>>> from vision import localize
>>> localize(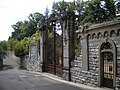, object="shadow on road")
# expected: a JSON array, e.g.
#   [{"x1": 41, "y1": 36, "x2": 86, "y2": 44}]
[
  {"x1": 0, "y1": 64, "x2": 14, "y2": 71},
  {"x1": 19, "y1": 66, "x2": 27, "y2": 70}
]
